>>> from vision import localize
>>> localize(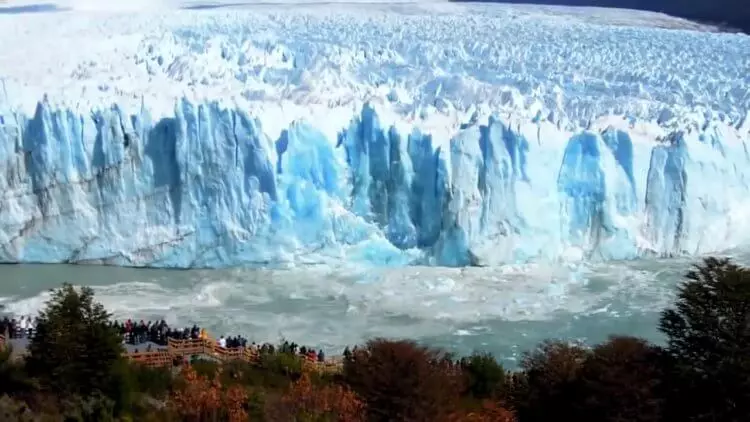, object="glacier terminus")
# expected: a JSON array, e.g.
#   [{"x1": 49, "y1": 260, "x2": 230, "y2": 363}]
[{"x1": 0, "y1": 3, "x2": 749, "y2": 269}]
